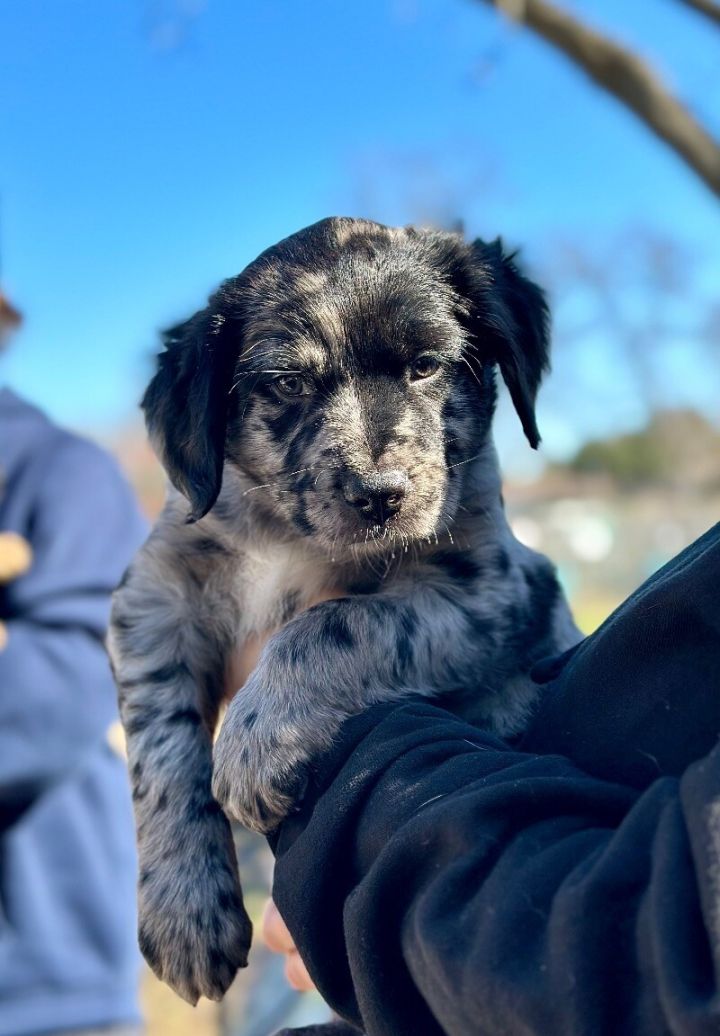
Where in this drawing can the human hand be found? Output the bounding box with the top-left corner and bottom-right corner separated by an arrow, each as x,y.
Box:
0,532 -> 33,652
0,531 -> 32,584
262,897 -> 316,992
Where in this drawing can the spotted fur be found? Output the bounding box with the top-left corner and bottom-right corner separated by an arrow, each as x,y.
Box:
109,217 -> 581,1004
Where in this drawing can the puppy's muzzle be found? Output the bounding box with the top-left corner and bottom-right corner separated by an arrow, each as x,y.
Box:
341,469 -> 408,526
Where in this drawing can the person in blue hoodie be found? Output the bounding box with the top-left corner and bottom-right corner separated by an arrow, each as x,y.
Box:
0,383 -> 147,1036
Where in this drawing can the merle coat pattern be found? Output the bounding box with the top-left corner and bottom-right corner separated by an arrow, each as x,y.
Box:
109,217 -> 580,1005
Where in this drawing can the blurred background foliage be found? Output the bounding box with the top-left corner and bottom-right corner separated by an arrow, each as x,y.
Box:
2,0 -> 719,1033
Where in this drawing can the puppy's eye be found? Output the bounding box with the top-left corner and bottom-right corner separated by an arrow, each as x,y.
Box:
273,374 -> 311,398
410,355 -> 441,380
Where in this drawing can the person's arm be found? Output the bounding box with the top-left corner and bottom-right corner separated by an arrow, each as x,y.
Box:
0,434 -> 147,822
270,701 -> 720,1036
269,523 -> 720,1036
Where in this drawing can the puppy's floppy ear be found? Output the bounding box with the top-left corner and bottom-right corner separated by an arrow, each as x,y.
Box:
461,238 -> 550,449
142,295 -> 239,522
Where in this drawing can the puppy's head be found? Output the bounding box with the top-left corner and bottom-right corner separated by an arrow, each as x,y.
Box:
143,217 -> 549,554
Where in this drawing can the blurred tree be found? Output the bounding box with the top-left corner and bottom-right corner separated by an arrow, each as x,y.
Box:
350,140 -> 502,232
142,0 -> 206,51
477,0 -> 720,197
542,228 -> 720,416
564,408 -> 720,489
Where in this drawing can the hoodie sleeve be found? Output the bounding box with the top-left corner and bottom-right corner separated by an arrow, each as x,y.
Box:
271,523 -> 720,1036
0,433 -> 147,822
271,701 -> 720,1036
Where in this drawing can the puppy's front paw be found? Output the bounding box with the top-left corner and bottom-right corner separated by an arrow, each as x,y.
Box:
212,721 -> 304,835
137,820 -> 252,1004
212,687 -> 329,834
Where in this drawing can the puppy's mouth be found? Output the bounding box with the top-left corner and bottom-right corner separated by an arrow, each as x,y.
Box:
297,470 -> 449,558
237,457 -> 451,556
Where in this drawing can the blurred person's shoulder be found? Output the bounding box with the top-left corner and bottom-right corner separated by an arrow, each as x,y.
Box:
0,386 -> 60,464
0,386 -> 143,523
0,386 -> 93,466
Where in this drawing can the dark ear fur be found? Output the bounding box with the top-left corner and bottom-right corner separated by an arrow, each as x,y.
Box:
455,237 -> 550,448
142,296 -> 239,522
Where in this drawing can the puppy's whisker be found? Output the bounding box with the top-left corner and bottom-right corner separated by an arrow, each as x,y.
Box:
441,520 -> 455,547
448,450 -> 486,471
239,374 -> 263,419
241,466 -> 317,497
459,355 -> 484,391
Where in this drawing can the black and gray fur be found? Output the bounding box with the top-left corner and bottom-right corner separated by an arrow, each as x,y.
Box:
109,217 -> 580,1005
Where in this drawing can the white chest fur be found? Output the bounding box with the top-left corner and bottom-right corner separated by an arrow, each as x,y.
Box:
236,541 -> 337,637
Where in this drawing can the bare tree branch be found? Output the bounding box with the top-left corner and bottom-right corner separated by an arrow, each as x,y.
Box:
675,0 -> 720,29
479,0 -> 720,197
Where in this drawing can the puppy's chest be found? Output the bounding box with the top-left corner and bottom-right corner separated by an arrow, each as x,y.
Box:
234,544 -> 338,636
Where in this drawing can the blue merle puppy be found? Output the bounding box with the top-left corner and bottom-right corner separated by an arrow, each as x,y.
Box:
109,217 -> 581,1005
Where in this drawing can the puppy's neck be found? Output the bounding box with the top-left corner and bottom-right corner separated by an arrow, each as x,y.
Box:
452,437 -> 509,532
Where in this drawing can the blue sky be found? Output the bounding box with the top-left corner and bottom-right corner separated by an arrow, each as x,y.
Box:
2,0 -> 719,467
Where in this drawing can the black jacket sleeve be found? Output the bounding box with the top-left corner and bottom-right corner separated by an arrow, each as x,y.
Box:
270,523 -> 720,1036
272,703 -> 720,1036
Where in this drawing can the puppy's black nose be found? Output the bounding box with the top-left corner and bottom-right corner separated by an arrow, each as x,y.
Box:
342,470 -> 408,524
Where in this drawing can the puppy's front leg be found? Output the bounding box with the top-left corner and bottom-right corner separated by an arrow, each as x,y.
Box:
110,523 -> 251,1004
213,582 -> 496,834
